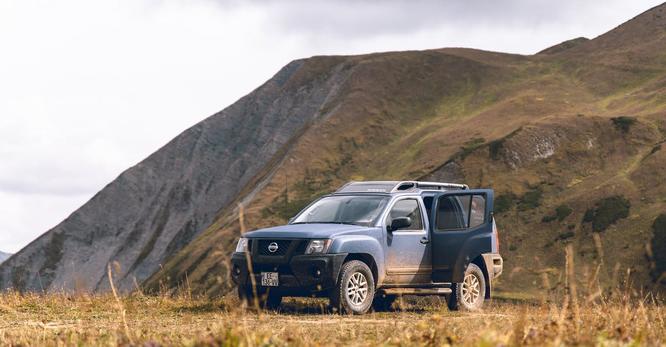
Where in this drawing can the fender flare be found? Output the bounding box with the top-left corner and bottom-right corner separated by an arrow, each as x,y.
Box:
329,236 -> 385,285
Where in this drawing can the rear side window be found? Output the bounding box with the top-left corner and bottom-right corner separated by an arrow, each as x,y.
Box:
470,195 -> 486,228
436,194 -> 486,230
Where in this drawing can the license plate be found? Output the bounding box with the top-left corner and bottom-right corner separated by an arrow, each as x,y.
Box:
261,272 -> 279,287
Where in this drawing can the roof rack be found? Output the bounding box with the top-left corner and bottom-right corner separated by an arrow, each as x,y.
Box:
390,181 -> 469,192
335,181 -> 468,193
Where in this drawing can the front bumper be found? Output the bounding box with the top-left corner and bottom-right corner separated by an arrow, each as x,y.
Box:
230,252 -> 347,296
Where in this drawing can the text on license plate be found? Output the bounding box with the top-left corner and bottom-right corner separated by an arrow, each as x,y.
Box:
261,272 -> 279,287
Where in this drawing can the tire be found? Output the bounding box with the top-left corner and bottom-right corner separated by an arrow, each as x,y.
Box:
238,285 -> 282,310
447,263 -> 486,311
372,293 -> 397,312
330,260 -> 375,315
238,284 -> 252,303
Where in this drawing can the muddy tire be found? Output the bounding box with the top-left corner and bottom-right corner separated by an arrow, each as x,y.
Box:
448,263 -> 486,311
330,260 -> 375,315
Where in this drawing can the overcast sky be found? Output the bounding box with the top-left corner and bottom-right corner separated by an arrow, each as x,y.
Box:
1,0 -> 662,253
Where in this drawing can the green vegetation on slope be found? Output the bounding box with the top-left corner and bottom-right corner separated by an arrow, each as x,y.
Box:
611,116 -> 637,133
518,188 -> 543,211
494,193 -> 516,214
582,196 -> 631,232
542,204 -> 573,223
145,3 -> 666,297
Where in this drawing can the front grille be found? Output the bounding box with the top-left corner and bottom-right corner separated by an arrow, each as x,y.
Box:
257,240 -> 291,256
253,263 -> 292,274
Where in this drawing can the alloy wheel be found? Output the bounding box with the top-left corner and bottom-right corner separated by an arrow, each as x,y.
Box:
346,272 -> 368,306
461,273 -> 481,306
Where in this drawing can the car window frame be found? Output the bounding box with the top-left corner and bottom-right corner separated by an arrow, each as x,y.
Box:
382,197 -> 427,233
434,193 -> 487,232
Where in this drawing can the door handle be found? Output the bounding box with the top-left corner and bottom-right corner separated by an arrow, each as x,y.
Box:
420,237 -> 430,244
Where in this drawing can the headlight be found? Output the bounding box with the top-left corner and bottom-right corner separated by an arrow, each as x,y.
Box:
305,239 -> 332,254
235,238 -> 249,252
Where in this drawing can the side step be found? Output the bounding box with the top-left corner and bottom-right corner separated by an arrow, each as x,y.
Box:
381,287 -> 452,295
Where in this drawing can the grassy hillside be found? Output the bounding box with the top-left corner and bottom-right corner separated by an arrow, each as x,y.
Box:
144,4 -> 666,297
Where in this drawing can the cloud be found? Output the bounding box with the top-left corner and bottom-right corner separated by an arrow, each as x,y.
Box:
0,0 -> 662,252
216,0 -> 662,52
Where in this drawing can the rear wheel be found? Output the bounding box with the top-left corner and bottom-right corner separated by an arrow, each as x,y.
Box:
330,260 -> 375,314
447,263 -> 486,311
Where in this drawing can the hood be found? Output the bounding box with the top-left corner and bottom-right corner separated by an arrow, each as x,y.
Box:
243,223 -> 378,239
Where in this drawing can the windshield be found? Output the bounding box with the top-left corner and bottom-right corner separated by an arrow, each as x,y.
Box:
292,195 -> 390,226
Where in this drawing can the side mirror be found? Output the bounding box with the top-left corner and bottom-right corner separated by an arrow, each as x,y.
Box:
389,217 -> 412,232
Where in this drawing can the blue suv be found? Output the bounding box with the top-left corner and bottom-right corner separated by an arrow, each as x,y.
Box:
230,181 -> 503,314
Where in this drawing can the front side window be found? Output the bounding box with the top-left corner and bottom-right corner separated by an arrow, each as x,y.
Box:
385,199 -> 423,231
292,195 -> 390,226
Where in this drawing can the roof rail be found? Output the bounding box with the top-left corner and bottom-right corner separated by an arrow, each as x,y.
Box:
390,181 -> 468,192
334,181 -> 469,193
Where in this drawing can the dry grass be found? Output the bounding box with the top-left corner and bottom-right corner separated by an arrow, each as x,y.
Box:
0,291 -> 663,346
6,198 -> 663,346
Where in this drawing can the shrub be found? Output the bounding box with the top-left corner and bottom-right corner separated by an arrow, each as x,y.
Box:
652,213 -> 666,279
555,204 -> 573,221
582,195 -> 631,232
518,188 -> 542,211
556,231 -> 575,241
494,193 -> 516,214
611,116 -> 636,133
542,204 -> 573,223
541,215 -> 557,223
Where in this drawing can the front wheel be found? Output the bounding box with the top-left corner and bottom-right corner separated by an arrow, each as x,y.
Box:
447,263 -> 486,311
330,260 -> 375,314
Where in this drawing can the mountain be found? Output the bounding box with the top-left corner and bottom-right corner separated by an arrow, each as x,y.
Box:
0,59 -> 352,292
0,252 -> 11,264
3,3 -> 666,295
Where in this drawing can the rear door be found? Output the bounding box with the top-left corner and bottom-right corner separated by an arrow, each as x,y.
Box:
430,189 -> 494,283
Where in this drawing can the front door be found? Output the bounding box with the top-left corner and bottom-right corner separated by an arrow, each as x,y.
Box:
384,198 -> 431,284
430,190 -> 494,283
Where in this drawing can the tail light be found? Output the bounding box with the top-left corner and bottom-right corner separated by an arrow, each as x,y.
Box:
492,218 -> 500,253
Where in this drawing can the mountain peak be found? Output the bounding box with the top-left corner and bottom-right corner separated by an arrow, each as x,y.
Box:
566,2 -> 666,55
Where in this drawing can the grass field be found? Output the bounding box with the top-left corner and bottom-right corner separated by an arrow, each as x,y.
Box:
1,290 -> 663,346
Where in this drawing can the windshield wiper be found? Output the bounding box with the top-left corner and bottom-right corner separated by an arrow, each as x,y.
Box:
327,222 -> 363,226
